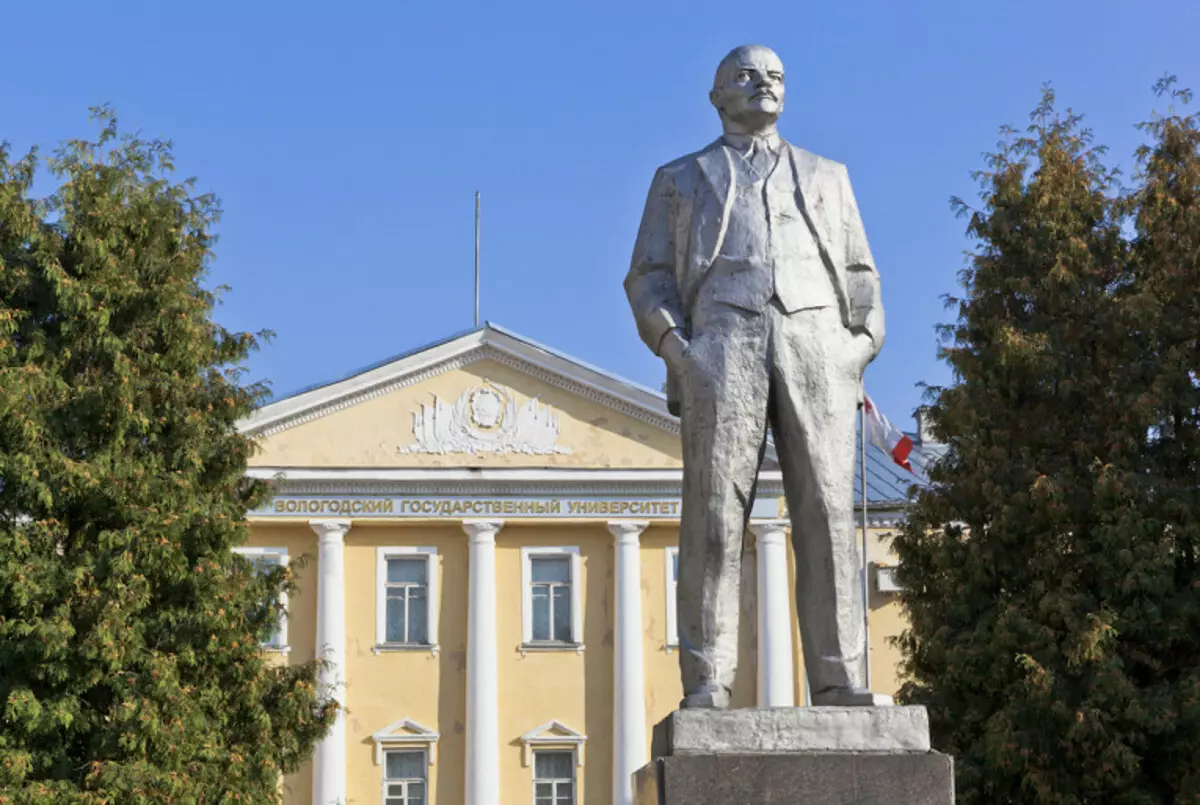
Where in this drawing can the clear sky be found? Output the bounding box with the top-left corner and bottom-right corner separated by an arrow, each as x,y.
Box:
3,0 -> 1197,428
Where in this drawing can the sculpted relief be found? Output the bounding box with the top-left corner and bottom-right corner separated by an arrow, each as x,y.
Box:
399,381 -> 571,456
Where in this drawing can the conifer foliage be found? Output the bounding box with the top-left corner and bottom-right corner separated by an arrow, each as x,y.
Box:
0,110 -> 334,803
894,85 -> 1200,803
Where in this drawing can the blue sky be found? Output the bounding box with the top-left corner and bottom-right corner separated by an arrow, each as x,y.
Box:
3,0 -> 1197,429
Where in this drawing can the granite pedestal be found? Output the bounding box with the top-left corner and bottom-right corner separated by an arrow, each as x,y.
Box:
634,707 -> 954,805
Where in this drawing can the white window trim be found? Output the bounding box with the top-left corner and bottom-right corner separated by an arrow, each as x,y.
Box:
375,547 -> 439,655
665,546 -> 679,652
520,546 -> 583,654
372,717 -> 439,766
520,719 -> 587,768
232,546 -> 289,651
530,748 -> 579,805
874,562 -> 902,594
379,746 -> 431,805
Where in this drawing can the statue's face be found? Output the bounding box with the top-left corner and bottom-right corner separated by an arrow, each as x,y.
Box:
710,46 -> 785,128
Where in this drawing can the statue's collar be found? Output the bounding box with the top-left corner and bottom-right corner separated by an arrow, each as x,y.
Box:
721,130 -> 781,154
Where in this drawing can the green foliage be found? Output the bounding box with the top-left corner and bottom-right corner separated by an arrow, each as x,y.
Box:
0,109 -> 335,804
894,83 -> 1200,803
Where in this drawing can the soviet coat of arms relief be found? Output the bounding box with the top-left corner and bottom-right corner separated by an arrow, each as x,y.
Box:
399,380 -> 572,456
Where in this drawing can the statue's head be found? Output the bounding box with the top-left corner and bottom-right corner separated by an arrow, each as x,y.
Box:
709,45 -> 785,130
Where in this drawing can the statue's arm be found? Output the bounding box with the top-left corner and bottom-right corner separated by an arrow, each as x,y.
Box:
625,167 -> 685,356
839,164 -> 885,355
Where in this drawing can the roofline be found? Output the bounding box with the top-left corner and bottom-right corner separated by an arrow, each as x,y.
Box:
235,322 -> 934,502
270,324 -> 485,403
237,322 -> 679,438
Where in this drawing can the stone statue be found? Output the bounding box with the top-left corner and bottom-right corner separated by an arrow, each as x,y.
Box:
625,45 -> 888,708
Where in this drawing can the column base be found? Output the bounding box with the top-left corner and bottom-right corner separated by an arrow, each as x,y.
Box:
635,707 -> 954,805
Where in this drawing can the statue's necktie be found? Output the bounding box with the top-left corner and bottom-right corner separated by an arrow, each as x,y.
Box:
737,141 -> 778,182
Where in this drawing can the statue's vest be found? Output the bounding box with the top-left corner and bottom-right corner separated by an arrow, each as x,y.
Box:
699,146 -> 837,314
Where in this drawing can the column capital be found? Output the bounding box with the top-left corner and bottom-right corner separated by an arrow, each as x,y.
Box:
749,519 -> 789,544
462,519 -> 504,543
606,520 -> 649,544
309,518 -> 352,543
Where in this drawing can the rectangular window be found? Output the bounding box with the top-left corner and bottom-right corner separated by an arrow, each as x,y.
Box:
386,558 -> 428,644
376,548 -> 438,649
383,750 -> 426,805
531,557 -> 571,642
233,547 -> 288,649
521,547 -> 582,647
533,750 -> 575,805
665,547 -> 679,648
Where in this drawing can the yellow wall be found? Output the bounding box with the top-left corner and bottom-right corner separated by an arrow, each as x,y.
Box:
640,525 -> 683,736
495,524 -> 611,805
867,527 -> 906,698
249,360 -> 683,469
247,522 -> 319,805
244,518 -> 908,804
242,360 -> 914,803
342,523 -> 468,805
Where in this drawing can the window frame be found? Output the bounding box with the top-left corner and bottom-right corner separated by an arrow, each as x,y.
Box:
874,563 -> 902,593
665,546 -> 679,651
520,546 -> 583,651
375,547 -> 439,653
381,747 -> 428,805
232,546 -> 289,651
531,748 -> 578,805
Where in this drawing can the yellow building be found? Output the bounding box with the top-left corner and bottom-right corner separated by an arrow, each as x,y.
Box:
236,324 -> 933,805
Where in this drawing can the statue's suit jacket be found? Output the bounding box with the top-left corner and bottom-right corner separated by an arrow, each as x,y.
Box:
625,138 -> 885,415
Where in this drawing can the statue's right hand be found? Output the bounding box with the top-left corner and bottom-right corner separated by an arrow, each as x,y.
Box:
659,328 -> 690,375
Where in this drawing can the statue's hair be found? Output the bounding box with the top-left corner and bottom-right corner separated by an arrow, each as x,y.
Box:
713,44 -> 779,89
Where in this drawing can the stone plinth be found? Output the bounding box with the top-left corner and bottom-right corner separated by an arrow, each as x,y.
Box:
635,708 -> 954,805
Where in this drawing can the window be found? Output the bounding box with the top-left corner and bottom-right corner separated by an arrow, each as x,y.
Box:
232,547 -> 288,650
387,558 -> 427,643
534,750 -> 575,805
665,546 -> 679,649
383,750 -> 426,805
376,547 -> 438,651
520,547 -> 582,648
532,557 -> 571,641
875,563 -> 902,593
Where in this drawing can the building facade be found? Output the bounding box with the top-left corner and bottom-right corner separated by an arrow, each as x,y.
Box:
237,325 -> 934,805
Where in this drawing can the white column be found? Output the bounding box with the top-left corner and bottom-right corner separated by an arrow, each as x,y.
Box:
310,518 -> 351,805
751,520 -> 795,707
607,520 -> 649,805
463,519 -> 503,805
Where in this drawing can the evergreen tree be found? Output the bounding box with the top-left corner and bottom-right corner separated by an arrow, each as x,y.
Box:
0,110 -> 334,804
1125,78 -> 1200,797
894,86 -> 1200,803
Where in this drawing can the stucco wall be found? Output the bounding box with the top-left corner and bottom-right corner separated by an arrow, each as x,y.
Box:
245,520 -> 907,804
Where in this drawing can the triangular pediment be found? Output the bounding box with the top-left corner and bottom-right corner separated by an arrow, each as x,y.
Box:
240,325 -> 704,470
519,719 -> 586,767
520,720 -> 586,742
370,717 -> 439,766
239,324 -> 782,472
373,717 -> 438,741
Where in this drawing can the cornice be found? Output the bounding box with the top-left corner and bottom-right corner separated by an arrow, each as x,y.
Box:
265,478 -> 785,498
244,343 -> 679,439
250,346 -> 488,439
484,347 -> 679,434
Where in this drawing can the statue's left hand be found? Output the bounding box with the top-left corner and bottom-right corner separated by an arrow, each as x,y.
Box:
851,331 -> 876,374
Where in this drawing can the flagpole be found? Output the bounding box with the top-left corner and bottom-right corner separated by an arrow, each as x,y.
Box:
474,191 -> 481,328
860,393 -> 872,690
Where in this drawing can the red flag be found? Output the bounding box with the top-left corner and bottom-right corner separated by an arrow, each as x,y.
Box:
864,395 -> 914,473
